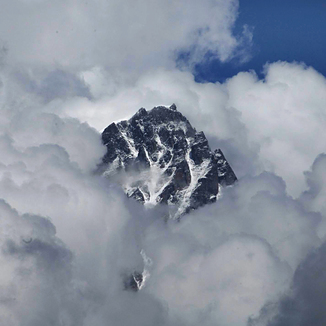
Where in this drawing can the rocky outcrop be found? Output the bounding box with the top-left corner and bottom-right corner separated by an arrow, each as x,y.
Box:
100,104 -> 237,218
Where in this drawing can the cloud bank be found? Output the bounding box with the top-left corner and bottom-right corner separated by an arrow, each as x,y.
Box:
2,60 -> 326,325
0,0 -> 251,73
62,62 -> 326,197
1,0 -> 326,325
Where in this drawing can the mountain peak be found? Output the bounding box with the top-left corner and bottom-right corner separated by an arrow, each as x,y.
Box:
169,103 -> 177,111
100,105 -> 237,218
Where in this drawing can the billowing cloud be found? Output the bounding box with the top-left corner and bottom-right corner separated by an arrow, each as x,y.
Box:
226,62 -> 326,196
60,62 -> 326,197
0,200 -> 78,325
0,0 -> 326,325
250,240 -> 326,326
0,0 -> 250,73
300,154 -> 326,239
1,62 -> 326,324
144,225 -> 292,326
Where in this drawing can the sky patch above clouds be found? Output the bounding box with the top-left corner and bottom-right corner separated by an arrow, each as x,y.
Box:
1,1 -> 326,325
193,0 -> 326,82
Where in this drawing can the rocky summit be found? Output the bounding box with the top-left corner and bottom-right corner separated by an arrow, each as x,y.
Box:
100,104 -> 237,218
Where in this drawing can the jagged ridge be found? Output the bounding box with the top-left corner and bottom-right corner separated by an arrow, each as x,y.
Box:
100,104 -> 237,218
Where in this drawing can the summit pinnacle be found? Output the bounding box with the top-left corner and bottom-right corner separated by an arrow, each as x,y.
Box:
100,105 -> 237,218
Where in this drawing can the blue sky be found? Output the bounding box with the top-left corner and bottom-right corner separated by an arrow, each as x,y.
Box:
192,0 -> 326,82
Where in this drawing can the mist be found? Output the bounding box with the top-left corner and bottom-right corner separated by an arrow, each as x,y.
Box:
1,0 -> 326,325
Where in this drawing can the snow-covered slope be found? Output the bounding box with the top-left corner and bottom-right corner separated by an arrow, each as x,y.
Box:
100,104 -> 237,218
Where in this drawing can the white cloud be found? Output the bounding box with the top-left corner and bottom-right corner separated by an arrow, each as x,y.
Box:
0,0 -> 326,324
301,154 -> 326,239
144,226 -> 291,326
0,0 -> 248,73
226,61 -> 326,196
61,62 -> 326,197
0,62 -> 326,324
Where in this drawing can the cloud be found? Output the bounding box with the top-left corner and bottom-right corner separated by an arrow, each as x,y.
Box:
0,102 -> 169,324
29,60 -> 326,325
0,63 -> 326,324
143,225 -> 292,326
250,240 -> 326,326
185,172 -> 320,269
0,0 -> 249,73
0,0 -> 326,324
226,61 -> 326,197
61,61 -> 326,198
13,68 -> 93,103
300,154 -> 326,239
137,170 -> 321,325
0,199 -> 77,325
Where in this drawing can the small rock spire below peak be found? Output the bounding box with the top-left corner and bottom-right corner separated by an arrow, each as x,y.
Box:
136,107 -> 147,116
169,103 -> 177,111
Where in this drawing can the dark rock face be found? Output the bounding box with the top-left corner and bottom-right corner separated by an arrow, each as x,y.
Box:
123,272 -> 143,291
100,104 -> 237,218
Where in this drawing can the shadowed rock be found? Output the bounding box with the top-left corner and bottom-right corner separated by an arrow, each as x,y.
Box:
100,104 -> 237,217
